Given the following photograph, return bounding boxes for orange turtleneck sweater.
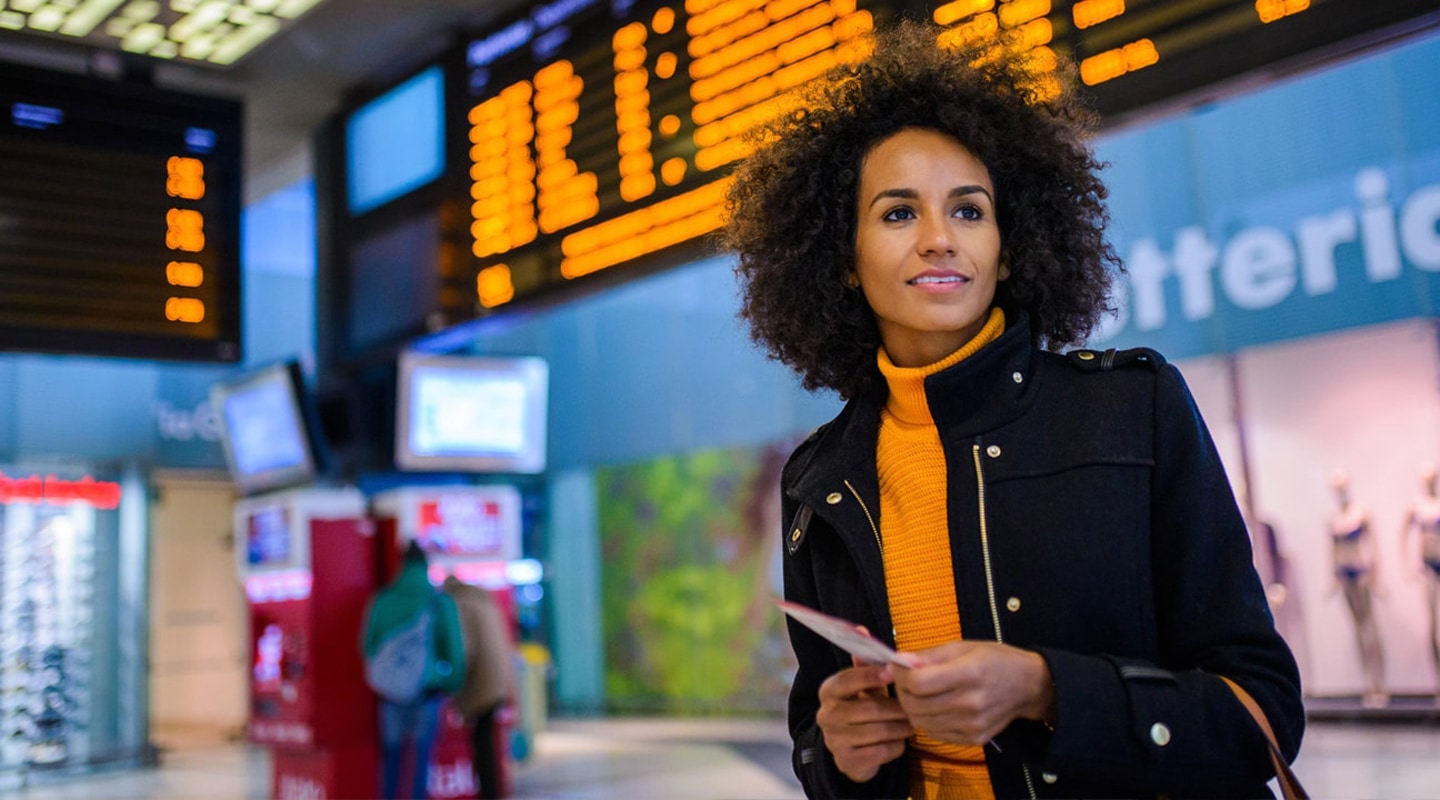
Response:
[876,307,1005,800]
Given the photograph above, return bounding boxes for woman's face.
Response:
[852,128,1005,367]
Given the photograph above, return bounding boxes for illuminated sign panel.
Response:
[461,0,883,313]
[448,0,1436,318]
[0,471,122,509]
[0,61,242,362]
[318,0,1436,358]
[1058,0,1438,120]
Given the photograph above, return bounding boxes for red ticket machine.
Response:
[236,487,377,800]
[371,485,529,800]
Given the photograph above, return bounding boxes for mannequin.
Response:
[1399,462,1440,696]
[1328,469,1387,707]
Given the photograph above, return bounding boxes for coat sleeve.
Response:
[434,594,470,693]
[1028,363,1303,796]
[781,488,909,800]
[359,596,379,658]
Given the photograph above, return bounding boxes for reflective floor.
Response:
[6,717,1440,799]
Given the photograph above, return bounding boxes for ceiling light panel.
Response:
[1,0,330,66]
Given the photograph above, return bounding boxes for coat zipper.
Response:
[973,443,1039,800]
[844,479,883,555]
[971,444,1004,643]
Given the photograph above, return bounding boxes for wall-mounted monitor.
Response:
[0,60,243,362]
[245,505,292,567]
[394,352,548,474]
[211,360,328,495]
[345,64,445,216]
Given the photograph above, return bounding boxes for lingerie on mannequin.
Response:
[1331,522,1370,582]
[1420,515,1440,573]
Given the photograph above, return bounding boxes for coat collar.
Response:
[788,312,1041,504]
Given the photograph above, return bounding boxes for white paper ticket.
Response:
[776,599,921,668]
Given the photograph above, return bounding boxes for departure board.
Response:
[462,0,887,312]
[0,60,242,362]
[319,0,1438,349]
[447,0,1437,317]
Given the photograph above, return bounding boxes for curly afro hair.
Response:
[721,19,1121,399]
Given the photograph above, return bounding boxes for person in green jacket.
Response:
[362,541,466,799]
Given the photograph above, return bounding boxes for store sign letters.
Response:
[1098,163,1440,357]
[153,399,220,442]
[1110,169,1440,331]
[0,471,121,509]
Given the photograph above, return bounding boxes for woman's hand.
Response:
[816,660,914,783]
[889,641,1054,746]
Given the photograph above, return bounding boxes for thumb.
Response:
[849,625,894,685]
[851,624,876,668]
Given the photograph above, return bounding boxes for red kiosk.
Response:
[371,484,528,800]
[235,486,377,800]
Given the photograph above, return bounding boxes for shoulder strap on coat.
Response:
[1065,346,1166,372]
[786,504,814,556]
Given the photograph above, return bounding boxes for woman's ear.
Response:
[999,261,1011,281]
[843,271,861,289]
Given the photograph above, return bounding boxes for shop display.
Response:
[0,504,94,769]
[1398,464,1440,696]
[1326,470,1389,708]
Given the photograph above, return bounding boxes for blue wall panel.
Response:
[462,255,843,471]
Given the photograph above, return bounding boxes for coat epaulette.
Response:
[1064,346,1166,372]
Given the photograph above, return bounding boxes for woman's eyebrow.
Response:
[866,185,993,209]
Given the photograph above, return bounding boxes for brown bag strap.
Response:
[1219,676,1309,800]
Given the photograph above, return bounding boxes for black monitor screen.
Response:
[0,60,243,362]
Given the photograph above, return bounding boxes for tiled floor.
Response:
[5,717,1440,799]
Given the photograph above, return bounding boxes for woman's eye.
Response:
[954,204,984,221]
[881,207,915,222]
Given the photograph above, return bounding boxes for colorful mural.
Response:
[597,439,800,713]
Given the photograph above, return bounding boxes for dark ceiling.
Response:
[0,0,531,203]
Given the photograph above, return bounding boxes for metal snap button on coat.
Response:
[1077,351,1095,360]
[825,492,842,504]
[1012,371,1023,383]
[1006,597,1020,612]
[986,445,1001,458]
[790,529,802,542]
[1150,722,1171,746]
[1041,772,1057,784]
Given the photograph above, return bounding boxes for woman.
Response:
[722,20,1303,799]
[362,542,467,799]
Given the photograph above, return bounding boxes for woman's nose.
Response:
[917,216,956,256]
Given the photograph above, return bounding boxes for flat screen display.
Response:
[211,361,325,495]
[395,352,548,474]
[345,65,445,216]
[0,60,243,362]
[246,506,291,567]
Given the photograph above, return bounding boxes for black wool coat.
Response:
[781,314,1303,799]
